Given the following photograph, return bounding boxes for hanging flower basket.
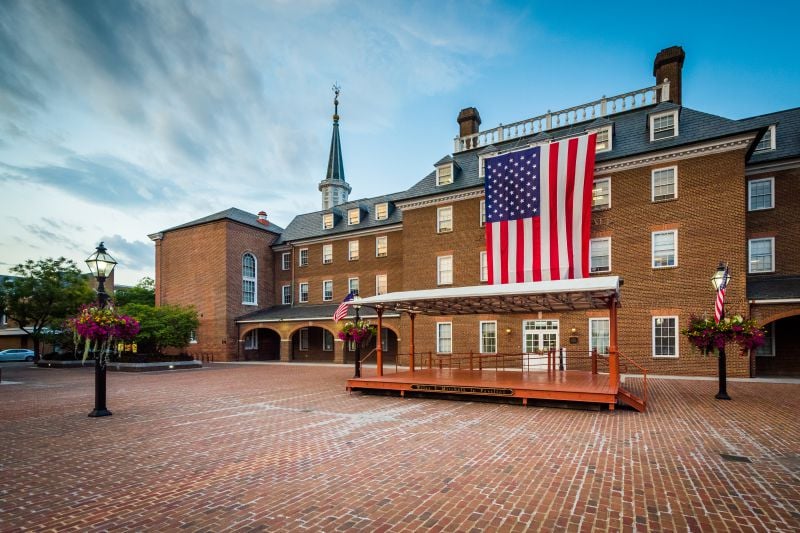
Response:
[681,314,765,356]
[67,303,140,364]
[338,320,377,348]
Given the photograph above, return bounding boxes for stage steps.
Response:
[617,386,646,412]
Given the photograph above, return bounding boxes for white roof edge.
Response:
[358,276,620,306]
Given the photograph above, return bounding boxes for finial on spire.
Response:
[332,83,341,122]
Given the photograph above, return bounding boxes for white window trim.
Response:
[298,282,309,303]
[298,248,308,267]
[590,237,611,273]
[436,163,454,186]
[299,328,309,351]
[375,235,388,257]
[480,251,488,282]
[652,230,678,269]
[322,280,333,301]
[748,177,775,211]
[348,240,359,261]
[480,320,497,354]
[348,277,359,295]
[649,110,679,142]
[242,253,257,306]
[652,316,679,358]
[282,284,292,305]
[436,322,453,354]
[588,318,610,356]
[594,125,613,153]
[347,208,360,226]
[244,330,258,350]
[437,206,453,233]
[322,213,334,229]
[375,202,389,220]
[281,252,290,271]
[437,255,453,286]
[479,199,486,227]
[748,237,775,273]
[592,177,611,210]
[755,125,776,152]
[651,166,678,202]
[322,330,334,351]
[322,244,333,264]
[375,274,387,296]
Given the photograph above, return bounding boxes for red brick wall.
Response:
[746,168,800,275]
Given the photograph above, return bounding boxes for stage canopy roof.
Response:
[357,276,621,315]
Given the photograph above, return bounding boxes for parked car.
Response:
[0,349,35,362]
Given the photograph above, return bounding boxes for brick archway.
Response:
[238,325,282,361]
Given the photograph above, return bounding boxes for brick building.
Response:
[150,46,799,377]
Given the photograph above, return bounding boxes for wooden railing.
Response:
[616,351,648,406]
[454,82,669,152]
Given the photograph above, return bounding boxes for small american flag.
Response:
[714,267,729,323]
[333,292,355,322]
[485,133,596,283]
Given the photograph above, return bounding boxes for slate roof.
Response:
[747,275,800,300]
[155,208,284,235]
[738,107,800,164]
[236,303,397,322]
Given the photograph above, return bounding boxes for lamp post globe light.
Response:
[711,261,732,401]
[85,242,118,417]
[352,292,362,379]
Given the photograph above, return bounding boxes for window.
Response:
[748,178,774,211]
[480,321,497,354]
[381,328,389,352]
[348,278,359,295]
[348,240,359,261]
[282,285,292,305]
[589,319,610,356]
[189,330,197,344]
[755,125,776,152]
[299,328,309,350]
[298,282,309,303]
[322,244,333,264]
[479,200,486,226]
[595,126,612,152]
[375,236,388,257]
[298,248,308,266]
[375,274,387,295]
[323,280,333,301]
[592,178,610,210]
[375,202,389,220]
[242,253,257,305]
[244,330,258,350]
[480,251,488,282]
[348,208,360,225]
[754,323,775,357]
[281,252,290,271]
[322,213,334,229]
[653,316,678,358]
[437,255,453,285]
[650,111,678,141]
[652,167,677,201]
[652,230,677,268]
[436,164,453,186]
[749,238,774,273]
[437,206,453,233]
[323,330,334,351]
[590,238,611,273]
[437,322,452,353]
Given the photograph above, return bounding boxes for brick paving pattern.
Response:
[1,363,799,532]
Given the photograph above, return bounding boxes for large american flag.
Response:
[485,133,597,283]
[333,291,355,322]
[714,268,729,323]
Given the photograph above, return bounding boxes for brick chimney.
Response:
[257,210,269,225]
[653,46,686,105]
[457,107,481,150]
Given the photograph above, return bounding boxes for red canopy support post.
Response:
[609,294,619,388]
[409,312,416,372]
[376,307,384,377]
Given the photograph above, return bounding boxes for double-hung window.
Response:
[652,167,677,201]
[748,178,774,211]
[348,208,360,225]
[652,230,677,268]
[436,164,453,186]
[480,251,488,282]
[589,318,610,356]
[437,322,452,353]
[749,238,774,273]
[281,252,290,271]
[375,203,388,220]
[437,206,453,233]
[437,255,453,285]
[298,248,308,267]
[322,213,334,229]
[653,316,678,358]
[348,278,359,295]
[322,280,333,301]
[479,200,486,226]
[480,321,497,354]
[348,240,359,261]
[322,244,333,264]
[323,330,334,351]
[590,238,611,273]
[375,236,388,257]
[282,285,291,305]
[299,328,309,350]
[592,178,610,210]
[298,282,309,303]
[650,111,677,141]
[375,274,387,295]
[595,126,612,152]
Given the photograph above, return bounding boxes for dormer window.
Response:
[436,164,454,186]
[375,202,388,220]
[322,213,334,229]
[347,208,360,225]
[755,125,776,152]
[595,126,612,152]
[650,111,678,141]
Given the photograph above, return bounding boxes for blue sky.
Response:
[1,0,798,285]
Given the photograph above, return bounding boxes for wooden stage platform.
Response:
[347,369,622,409]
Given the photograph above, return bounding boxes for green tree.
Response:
[0,257,95,360]
[121,303,199,354]
[115,277,155,306]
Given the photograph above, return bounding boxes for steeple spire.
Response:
[319,83,351,209]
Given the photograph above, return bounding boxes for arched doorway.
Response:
[291,326,336,362]
[344,327,399,365]
[241,327,281,361]
[754,314,800,377]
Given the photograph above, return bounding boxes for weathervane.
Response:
[332,83,341,121]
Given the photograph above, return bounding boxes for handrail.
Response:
[359,348,377,365]
[617,352,648,406]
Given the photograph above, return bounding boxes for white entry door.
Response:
[522,320,559,370]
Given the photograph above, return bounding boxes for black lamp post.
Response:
[711,262,731,400]
[352,292,362,378]
[85,242,118,417]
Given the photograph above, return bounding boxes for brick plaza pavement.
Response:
[1,362,799,532]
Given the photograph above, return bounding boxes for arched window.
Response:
[242,253,257,305]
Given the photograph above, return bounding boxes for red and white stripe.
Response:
[714,287,726,323]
